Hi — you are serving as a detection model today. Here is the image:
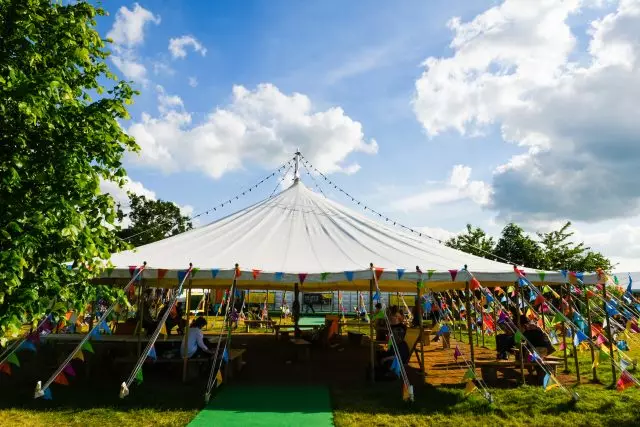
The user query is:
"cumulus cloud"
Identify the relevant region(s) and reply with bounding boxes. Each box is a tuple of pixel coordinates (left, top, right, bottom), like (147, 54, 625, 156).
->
(169, 35, 207, 59)
(413, 0, 640, 223)
(125, 83, 378, 179)
(107, 3, 160, 82)
(391, 164, 491, 211)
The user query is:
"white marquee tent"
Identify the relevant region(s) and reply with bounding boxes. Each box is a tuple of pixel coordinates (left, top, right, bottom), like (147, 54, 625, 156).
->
(99, 175, 596, 291)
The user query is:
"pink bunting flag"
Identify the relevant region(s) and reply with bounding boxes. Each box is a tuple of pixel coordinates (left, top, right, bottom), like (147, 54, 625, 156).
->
(298, 273, 307, 285)
(63, 364, 76, 377)
(559, 342, 566, 351)
(596, 334, 606, 346)
(448, 270, 458, 281)
(454, 346, 461, 362)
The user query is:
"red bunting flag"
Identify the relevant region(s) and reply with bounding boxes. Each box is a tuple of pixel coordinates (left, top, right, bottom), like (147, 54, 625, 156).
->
(470, 277, 481, 290)
(158, 269, 168, 280)
(54, 372, 69, 386)
(252, 269, 261, 280)
(448, 270, 458, 281)
(534, 294, 545, 306)
(298, 273, 307, 285)
(617, 371, 635, 391)
(235, 266, 242, 278)
(0, 363, 11, 375)
(375, 268, 384, 281)
(129, 265, 138, 277)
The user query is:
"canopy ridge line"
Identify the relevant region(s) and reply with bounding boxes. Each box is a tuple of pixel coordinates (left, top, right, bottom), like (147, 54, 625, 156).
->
(119, 263, 192, 399)
(269, 159, 295, 199)
(369, 263, 413, 401)
(120, 156, 296, 243)
(34, 263, 147, 399)
(204, 263, 240, 403)
(297, 152, 517, 266)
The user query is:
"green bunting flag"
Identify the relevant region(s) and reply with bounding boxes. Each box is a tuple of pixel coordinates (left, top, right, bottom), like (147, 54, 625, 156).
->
(599, 349, 609, 362)
(82, 341, 94, 354)
(191, 268, 200, 277)
(321, 272, 329, 281)
(462, 368, 476, 381)
(538, 271, 546, 282)
(514, 331, 524, 346)
(7, 352, 20, 367)
(543, 285, 552, 294)
(418, 280, 424, 289)
(552, 312, 564, 324)
(135, 368, 143, 384)
(427, 270, 435, 280)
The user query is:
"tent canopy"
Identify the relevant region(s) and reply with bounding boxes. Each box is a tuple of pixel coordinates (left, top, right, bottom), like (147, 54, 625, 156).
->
(99, 178, 593, 291)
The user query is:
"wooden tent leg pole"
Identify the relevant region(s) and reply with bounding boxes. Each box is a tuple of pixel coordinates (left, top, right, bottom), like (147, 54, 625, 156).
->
(584, 285, 598, 383)
(567, 284, 581, 383)
(516, 288, 525, 385)
(182, 284, 192, 383)
(561, 284, 570, 373)
(418, 282, 425, 382)
(465, 282, 475, 368)
(602, 280, 617, 387)
(136, 278, 144, 357)
(369, 280, 375, 383)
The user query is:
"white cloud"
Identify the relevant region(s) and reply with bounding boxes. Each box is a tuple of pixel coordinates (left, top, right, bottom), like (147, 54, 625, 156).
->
(413, 0, 640, 224)
(107, 3, 160, 83)
(391, 164, 491, 211)
(126, 83, 378, 179)
(153, 61, 175, 76)
(169, 35, 207, 59)
(188, 76, 198, 87)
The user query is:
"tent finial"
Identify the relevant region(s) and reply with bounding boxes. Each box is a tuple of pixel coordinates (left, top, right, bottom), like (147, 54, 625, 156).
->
(293, 150, 301, 182)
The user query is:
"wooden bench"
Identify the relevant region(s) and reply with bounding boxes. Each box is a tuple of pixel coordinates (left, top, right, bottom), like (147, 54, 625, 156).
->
(475, 359, 562, 384)
(290, 338, 311, 361)
(244, 319, 275, 332)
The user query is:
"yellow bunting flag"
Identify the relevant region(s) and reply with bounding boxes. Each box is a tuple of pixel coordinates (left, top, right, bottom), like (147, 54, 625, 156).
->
(464, 380, 477, 396)
(402, 383, 411, 401)
(216, 370, 223, 387)
(592, 357, 600, 369)
(73, 350, 84, 362)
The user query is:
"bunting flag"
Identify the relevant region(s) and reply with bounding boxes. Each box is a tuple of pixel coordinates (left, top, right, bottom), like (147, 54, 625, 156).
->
(561, 270, 568, 279)
(53, 372, 69, 386)
(298, 273, 307, 285)
(0, 363, 11, 375)
(252, 269, 261, 280)
(549, 331, 559, 345)
(147, 346, 157, 360)
(470, 277, 481, 291)
(514, 331, 524, 346)
(63, 364, 76, 377)
(375, 268, 384, 281)
(321, 272, 329, 281)
(235, 266, 242, 278)
(617, 341, 629, 351)
(620, 359, 631, 372)
(158, 269, 168, 280)
(386, 338, 393, 351)
(534, 295, 545, 306)
(543, 373, 560, 392)
(627, 274, 633, 294)
(390, 357, 401, 377)
(464, 380, 477, 396)
(216, 369, 223, 387)
(344, 271, 354, 282)
(453, 346, 461, 362)
(129, 265, 138, 277)
(178, 270, 188, 284)
(614, 275, 619, 285)
(82, 341, 94, 354)
(222, 348, 229, 363)
(275, 272, 284, 281)
(42, 387, 52, 400)
(538, 271, 546, 282)
(7, 352, 20, 367)
(574, 330, 588, 347)
(18, 341, 37, 352)
(617, 371, 635, 391)
(559, 342, 566, 351)
(592, 357, 599, 369)
(448, 270, 458, 281)
(402, 383, 411, 401)
(373, 290, 380, 302)
(73, 350, 84, 361)
(552, 312, 564, 324)
(99, 320, 112, 335)
(427, 270, 435, 280)
(397, 269, 405, 280)
(495, 287, 504, 294)
(211, 269, 220, 279)
(462, 368, 476, 381)
(518, 278, 528, 288)
(135, 368, 143, 384)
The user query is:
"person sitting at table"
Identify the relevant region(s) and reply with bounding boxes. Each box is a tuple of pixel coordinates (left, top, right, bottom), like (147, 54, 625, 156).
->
(374, 303, 387, 341)
(520, 315, 554, 357)
(371, 324, 410, 381)
(181, 316, 214, 358)
(158, 302, 186, 335)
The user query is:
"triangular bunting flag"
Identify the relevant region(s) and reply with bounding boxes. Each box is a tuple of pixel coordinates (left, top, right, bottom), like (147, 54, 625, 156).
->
(375, 268, 384, 281)
(0, 363, 11, 375)
(73, 350, 84, 361)
(211, 269, 220, 278)
(148, 346, 157, 360)
(178, 270, 188, 284)
(574, 330, 588, 347)
(373, 291, 380, 302)
(391, 357, 401, 377)
(534, 294, 545, 306)
(191, 267, 200, 277)
(344, 271, 354, 282)
(617, 371, 634, 391)
(543, 373, 559, 392)
(82, 341, 94, 354)
(129, 265, 137, 277)
(552, 312, 564, 324)
(397, 269, 405, 280)
(63, 364, 76, 377)
(298, 273, 307, 285)
(223, 348, 229, 363)
(462, 368, 476, 380)
(18, 341, 37, 352)
(158, 269, 168, 280)
(42, 387, 52, 400)
(235, 266, 242, 278)
(464, 380, 477, 395)
(448, 270, 458, 281)
(252, 269, 261, 280)
(54, 372, 69, 386)
(470, 277, 481, 291)
(561, 270, 568, 279)
(321, 272, 329, 281)
(538, 271, 546, 282)
(135, 367, 143, 384)
(275, 272, 284, 281)
(453, 346, 461, 362)
(402, 383, 411, 401)
(514, 331, 524, 346)
(216, 369, 223, 387)
(7, 352, 20, 367)
(427, 270, 435, 280)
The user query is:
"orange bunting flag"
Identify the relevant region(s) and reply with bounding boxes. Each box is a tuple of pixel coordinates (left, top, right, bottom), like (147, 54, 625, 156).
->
(54, 372, 69, 386)
(375, 267, 384, 281)
(252, 269, 261, 280)
(402, 383, 411, 401)
(495, 287, 504, 295)
(617, 371, 635, 391)
(470, 277, 481, 291)
(464, 380, 477, 395)
(235, 266, 242, 278)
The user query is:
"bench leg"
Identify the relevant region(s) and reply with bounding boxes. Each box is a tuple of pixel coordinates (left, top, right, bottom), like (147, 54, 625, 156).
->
(481, 367, 498, 384)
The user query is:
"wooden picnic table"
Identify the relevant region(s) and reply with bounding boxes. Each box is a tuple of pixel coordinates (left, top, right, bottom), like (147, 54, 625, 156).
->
(475, 358, 562, 384)
(243, 319, 275, 333)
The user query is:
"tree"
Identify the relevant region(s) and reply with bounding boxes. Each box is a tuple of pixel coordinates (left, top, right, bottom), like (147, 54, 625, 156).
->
(445, 224, 495, 258)
(537, 221, 612, 272)
(117, 193, 193, 247)
(494, 223, 544, 269)
(0, 1, 138, 340)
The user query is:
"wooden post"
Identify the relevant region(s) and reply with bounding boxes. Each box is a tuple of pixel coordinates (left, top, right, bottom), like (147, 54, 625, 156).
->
(182, 284, 192, 383)
(369, 279, 375, 383)
(331, 291, 334, 314)
(584, 285, 598, 383)
(516, 286, 525, 384)
(136, 277, 144, 357)
(602, 280, 617, 387)
(293, 283, 300, 337)
(561, 284, 570, 373)
(417, 279, 425, 382)
(464, 282, 475, 367)
(567, 284, 581, 383)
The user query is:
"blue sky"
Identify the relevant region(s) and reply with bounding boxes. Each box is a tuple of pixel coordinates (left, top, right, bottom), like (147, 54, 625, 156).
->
(98, 0, 640, 271)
